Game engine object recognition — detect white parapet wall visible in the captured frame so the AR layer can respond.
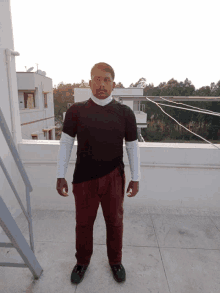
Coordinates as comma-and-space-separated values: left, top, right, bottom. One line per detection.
17, 140, 220, 212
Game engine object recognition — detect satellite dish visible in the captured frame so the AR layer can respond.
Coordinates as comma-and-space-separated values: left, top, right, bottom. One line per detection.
27, 67, 34, 72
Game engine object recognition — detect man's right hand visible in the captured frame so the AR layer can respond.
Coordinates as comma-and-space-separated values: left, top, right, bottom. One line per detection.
56, 178, 69, 197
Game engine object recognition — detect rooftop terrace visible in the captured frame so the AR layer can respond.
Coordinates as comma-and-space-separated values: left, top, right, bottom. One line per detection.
1, 193, 220, 292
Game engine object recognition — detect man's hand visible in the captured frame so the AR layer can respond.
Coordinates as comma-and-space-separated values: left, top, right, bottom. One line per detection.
126, 180, 139, 197
56, 178, 69, 197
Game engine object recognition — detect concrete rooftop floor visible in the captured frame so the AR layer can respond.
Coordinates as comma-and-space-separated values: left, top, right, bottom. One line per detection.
1, 192, 220, 293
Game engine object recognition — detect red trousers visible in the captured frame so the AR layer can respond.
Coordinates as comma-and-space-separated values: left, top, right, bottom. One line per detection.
72, 165, 126, 266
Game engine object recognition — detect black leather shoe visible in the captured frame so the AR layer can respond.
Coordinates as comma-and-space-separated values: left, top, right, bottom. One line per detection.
70, 264, 89, 284
110, 264, 126, 282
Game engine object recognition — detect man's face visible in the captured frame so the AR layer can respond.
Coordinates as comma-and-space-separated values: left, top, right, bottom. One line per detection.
89, 67, 115, 100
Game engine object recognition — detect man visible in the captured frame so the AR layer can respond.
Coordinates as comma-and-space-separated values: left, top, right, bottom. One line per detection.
56, 62, 141, 285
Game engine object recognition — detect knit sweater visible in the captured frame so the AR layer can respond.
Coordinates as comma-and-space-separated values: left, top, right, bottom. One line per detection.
56, 92, 141, 184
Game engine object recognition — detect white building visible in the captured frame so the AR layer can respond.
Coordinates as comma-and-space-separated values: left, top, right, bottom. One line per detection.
17, 70, 56, 140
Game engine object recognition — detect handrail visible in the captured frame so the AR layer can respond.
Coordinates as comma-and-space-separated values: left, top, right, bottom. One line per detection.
0, 107, 34, 252
0, 157, 29, 222
0, 107, 32, 191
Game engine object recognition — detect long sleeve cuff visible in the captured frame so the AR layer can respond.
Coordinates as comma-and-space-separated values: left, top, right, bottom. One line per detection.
125, 139, 141, 181
56, 132, 75, 178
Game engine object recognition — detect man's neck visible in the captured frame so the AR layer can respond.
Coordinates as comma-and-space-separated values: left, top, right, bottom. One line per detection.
91, 92, 113, 106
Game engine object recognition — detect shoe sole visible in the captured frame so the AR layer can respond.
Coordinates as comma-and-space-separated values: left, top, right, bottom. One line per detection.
112, 274, 126, 283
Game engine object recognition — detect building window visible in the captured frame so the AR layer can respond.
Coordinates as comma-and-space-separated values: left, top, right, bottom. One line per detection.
24, 92, 35, 109
31, 134, 38, 140
44, 93, 48, 108
49, 129, 53, 140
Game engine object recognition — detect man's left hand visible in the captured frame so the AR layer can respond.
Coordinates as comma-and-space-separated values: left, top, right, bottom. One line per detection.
126, 180, 139, 197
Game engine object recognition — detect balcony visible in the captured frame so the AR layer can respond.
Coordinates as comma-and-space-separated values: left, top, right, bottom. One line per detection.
1, 139, 220, 292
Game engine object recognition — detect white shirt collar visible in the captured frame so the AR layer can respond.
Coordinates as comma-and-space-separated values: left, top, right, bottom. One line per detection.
90, 92, 113, 106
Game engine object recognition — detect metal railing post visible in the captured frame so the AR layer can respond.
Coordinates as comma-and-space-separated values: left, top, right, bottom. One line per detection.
26, 185, 34, 253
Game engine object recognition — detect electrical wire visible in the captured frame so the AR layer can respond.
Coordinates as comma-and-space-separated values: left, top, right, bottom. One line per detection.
146, 97, 220, 150
156, 101, 220, 117
160, 97, 220, 116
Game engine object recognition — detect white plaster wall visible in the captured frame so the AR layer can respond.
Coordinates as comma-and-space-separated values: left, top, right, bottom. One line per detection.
74, 88, 92, 103
20, 110, 45, 139
16, 72, 35, 90
112, 88, 143, 96
0, 47, 21, 216
17, 140, 220, 211
133, 100, 139, 111
123, 100, 134, 111
0, 0, 26, 233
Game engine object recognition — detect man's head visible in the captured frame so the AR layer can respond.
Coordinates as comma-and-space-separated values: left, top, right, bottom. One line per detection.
89, 62, 116, 100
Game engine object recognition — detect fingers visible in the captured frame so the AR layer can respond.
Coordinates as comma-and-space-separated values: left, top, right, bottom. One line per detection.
127, 184, 131, 193
57, 189, 69, 197
61, 185, 69, 196
62, 188, 69, 196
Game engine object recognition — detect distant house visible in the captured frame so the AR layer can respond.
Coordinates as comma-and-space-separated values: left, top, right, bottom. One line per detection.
17, 70, 56, 140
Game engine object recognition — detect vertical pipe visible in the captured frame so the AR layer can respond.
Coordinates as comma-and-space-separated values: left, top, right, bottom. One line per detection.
26, 185, 34, 253
5, 49, 15, 143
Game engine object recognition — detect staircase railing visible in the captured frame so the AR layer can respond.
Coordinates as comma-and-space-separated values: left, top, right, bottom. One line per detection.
0, 107, 43, 279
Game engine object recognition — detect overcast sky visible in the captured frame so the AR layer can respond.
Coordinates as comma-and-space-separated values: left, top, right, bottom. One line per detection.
10, 0, 220, 90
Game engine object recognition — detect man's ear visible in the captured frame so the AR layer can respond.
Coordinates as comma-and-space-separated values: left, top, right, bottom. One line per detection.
113, 82, 116, 88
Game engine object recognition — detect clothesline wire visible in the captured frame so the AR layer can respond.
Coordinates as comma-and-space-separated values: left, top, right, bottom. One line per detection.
145, 97, 220, 150
160, 97, 220, 116
157, 98, 220, 117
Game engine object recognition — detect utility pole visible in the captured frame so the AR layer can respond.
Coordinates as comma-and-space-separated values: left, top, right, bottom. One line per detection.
36, 63, 38, 73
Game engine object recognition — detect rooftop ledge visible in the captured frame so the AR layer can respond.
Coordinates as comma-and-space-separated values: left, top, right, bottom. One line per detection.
20, 139, 220, 149
18, 139, 220, 169
15, 139, 220, 211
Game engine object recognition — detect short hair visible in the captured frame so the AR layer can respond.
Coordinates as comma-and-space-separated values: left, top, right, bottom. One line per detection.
91, 62, 115, 81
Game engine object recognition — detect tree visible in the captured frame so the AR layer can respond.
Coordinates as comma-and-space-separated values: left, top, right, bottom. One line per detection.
130, 77, 147, 88
143, 83, 154, 96
53, 83, 80, 121
194, 86, 211, 97
115, 82, 124, 88
211, 80, 220, 96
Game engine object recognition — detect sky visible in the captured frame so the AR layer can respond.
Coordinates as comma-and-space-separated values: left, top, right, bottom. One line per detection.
10, 0, 220, 90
